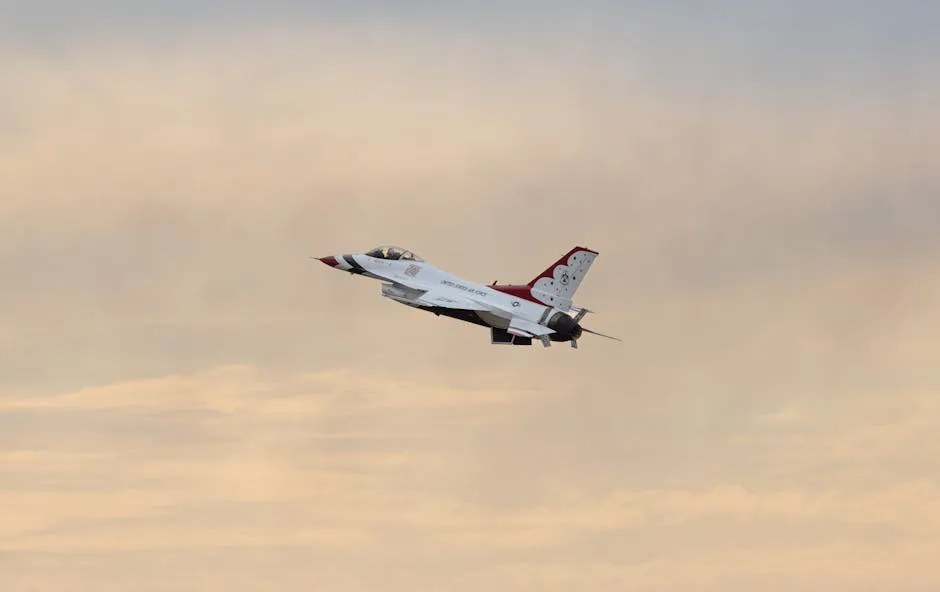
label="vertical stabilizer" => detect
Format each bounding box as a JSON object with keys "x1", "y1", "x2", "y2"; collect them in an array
[{"x1": 526, "y1": 246, "x2": 599, "y2": 310}]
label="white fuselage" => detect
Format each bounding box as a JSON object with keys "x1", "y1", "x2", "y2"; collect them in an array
[{"x1": 335, "y1": 253, "x2": 560, "y2": 330}]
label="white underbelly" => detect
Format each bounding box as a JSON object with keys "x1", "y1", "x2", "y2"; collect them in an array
[{"x1": 476, "y1": 311, "x2": 511, "y2": 329}]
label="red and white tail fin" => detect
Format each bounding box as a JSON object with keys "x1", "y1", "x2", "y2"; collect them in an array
[{"x1": 526, "y1": 246, "x2": 599, "y2": 311}]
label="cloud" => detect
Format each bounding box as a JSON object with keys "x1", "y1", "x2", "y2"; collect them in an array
[
  {"x1": 0, "y1": 364, "x2": 532, "y2": 416},
  {"x1": 2, "y1": 26, "x2": 936, "y2": 223},
  {"x1": 450, "y1": 539, "x2": 940, "y2": 592},
  {"x1": 3, "y1": 336, "x2": 940, "y2": 590},
  {"x1": 4, "y1": 1, "x2": 939, "y2": 91},
  {"x1": 0, "y1": 365, "x2": 532, "y2": 559},
  {"x1": 1, "y1": 26, "x2": 937, "y2": 390},
  {"x1": 3, "y1": 16, "x2": 940, "y2": 592}
]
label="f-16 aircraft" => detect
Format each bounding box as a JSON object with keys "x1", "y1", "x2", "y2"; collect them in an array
[{"x1": 314, "y1": 245, "x2": 620, "y2": 348}]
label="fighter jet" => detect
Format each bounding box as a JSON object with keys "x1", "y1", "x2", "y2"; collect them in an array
[{"x1": 314, "y1": 245, "x2": 620, "y2": 348}]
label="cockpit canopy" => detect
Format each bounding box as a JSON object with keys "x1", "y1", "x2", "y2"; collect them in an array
[{"x1": 365, "y1": 245, "x2": 424, "y2": 262}]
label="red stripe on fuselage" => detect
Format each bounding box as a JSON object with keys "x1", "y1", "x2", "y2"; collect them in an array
[{"x1": 491, "y1": 284, "x2": 543, "y2": 304}]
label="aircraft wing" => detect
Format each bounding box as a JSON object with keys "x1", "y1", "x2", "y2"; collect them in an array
[
  {"x1": 409, "y1": 298, "x2": 554, "y2": 337},
  {"x1": 507, "y1": 317, "x2": 554, "y2": 338},
  {"x1": 382, "y1": 283, "x2": 492, "y2": 311},
  {"x1": 382, "y1": 282, "x2": 556, "y2": 343},
  {"x1": 414, "y1": 288, "x2": 492, "y2": 310}
]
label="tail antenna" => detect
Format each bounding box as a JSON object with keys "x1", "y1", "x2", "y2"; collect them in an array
[{"x1": 581, "y1": 327, "x2": 621, "y2": 341}]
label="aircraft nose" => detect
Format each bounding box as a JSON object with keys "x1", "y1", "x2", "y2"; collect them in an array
[{"x1": 317, "y1": 255, "x2": 339, "y2": 267}]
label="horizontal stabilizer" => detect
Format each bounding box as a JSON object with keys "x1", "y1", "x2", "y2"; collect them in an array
[
  {"x1": 507, "y1": 317, "x2": 554, "y2": 338},
  {"x1": 570, "y1": 305, "x2": 594, "y2": 322}
]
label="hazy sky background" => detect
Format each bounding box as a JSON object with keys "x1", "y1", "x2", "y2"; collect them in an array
[{"x1": 2, "y1": 1, "x2": 939, "y2": 590}]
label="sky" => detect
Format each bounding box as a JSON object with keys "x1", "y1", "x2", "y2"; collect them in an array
[{"x1": 1, "y1": 1, "x2": 939, "y2": 590}]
